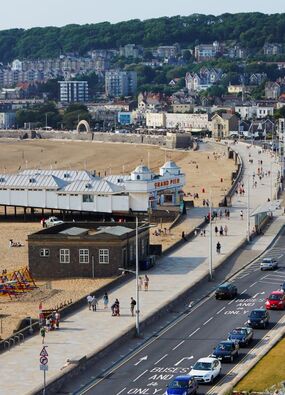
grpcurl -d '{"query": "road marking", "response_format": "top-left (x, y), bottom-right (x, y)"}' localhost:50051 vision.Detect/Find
top-left (216, 307), bottom-right (225, 315)
top-left (154, 354), bottom-right (168, 365)
top-left (203, 317), bottom-right (213, 326)
top-left (228, 298), bottom-right (236, 305)
top-left (240, 289), bottom-right (248, 294)
top-left (189, 328), bottom-right (200, 337)
top-left (277, 254), bottom-right (283, 259)
top-left (174, 356), bottom-right (194, 366)
top-left (249, 282), bottom-right (257, 288)
top-left (172, 341), bottom-right (185, 351)
top-left (133, 369), bottom-right (148, 382)
top-left (134, 356), bottom-right (148, 366)
top-left (116, 388), bottom-right (126, 395)
top-left (239, 273), bottom-right (250, 278)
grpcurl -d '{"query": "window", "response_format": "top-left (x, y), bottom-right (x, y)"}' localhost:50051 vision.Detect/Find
top-left (99, 249), bottom-right (109, 264)
top-left (60, 249), bottom-right (70, 263)
top-left (40, 248), bottom-right (50, 257)
top-left (129, 244), bottom-right (134, 261)
top-left (79, 249), bottom-right (89, 264)
top-left (83, 194), bottom-right (94, 203)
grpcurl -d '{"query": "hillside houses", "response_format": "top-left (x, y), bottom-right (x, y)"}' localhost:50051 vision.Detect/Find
top-left (185, 67), bottom-right (223, 93)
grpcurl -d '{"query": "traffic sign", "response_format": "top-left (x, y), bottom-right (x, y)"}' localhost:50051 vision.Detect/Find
top-left (40, 365), bottom-right (48, 371)
top-left (40, 356), bottom-right (48, 365)
top-left (40, 346), bottom-right (48, 357)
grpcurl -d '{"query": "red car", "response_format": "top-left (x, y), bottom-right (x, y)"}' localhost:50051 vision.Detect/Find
top-left (265, 291), bottom-right (285, 310)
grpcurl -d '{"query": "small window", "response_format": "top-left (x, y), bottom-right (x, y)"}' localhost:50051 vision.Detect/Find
top-left (99, 249), bottom-right (109, 264)
top-left (60, 249), bottom-right (70, 263)
top-left (40, 248), bottom-right (50, 257)
top-left (83, 194), bottom-right (94, 203)
top-left (79, 249), bottom-right (89, 264)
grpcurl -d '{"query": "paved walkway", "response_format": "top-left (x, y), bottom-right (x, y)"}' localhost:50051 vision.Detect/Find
top-left (1, 141), bottom-right (284, 395)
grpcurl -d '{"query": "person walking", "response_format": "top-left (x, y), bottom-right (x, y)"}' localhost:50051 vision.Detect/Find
top-left (216, 241), bottom-right (221, 254)
top-left (103, 292), bottom-right (109, 309)
top-left (144, 274), bottom-right (149, 291)
top-left (91, 296), bottom-right (98, 311)
top-left (224, 224), bottom-right (228, 236)
top-left (219, 226), bottom-right (223, 236)
top-left (130, 297), bottom-right (136, 316)
top-left (55, 311), bottom-right (60, 329)
top-left (112, 298), bottom-right (120, 316)
top-left (138, 276), bottom-right (143, 291)
top-left (214, 225), bottom-right (218, 236)
top-left (87, 294), bottom-right (93, 310)
top-left (240, 210), bottom-right (244, 220)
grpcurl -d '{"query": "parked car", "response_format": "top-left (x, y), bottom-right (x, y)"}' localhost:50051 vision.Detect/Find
top-left (247, 308), bottom-right (270, 328)
top-left (228, 327), bottom-right (253, 346)
top-left (212, 341), bottom-right (239, 362)
top-left (45, 216), bottom-right (64, 227)
top-left (165, 375), bottom-right (198, 395)
top-left (215, 283), bottom-right (238, 300)
top-left (265, 291), bottom-right (285, 310)
top-left (189, 357), bottom-right (221, 384)
top-left (260, 257), bottom-right (278, 271)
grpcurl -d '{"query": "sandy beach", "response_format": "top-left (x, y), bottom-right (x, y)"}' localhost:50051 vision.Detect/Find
top-left (0, 139), bottom-right (236, 339)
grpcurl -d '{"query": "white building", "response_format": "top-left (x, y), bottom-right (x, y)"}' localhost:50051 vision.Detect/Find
top-left (0, 112), bottom-right (16, 128)
top-left (146, 112), bottom-right (209, 130)
top-left (0, 162), bottom-right (185, 214)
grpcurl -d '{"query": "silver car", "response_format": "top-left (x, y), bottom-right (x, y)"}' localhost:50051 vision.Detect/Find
top-left (260, 258), bottom-right (278, 271)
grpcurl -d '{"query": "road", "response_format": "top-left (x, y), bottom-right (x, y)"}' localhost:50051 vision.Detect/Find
top-left (59, 228), bottom-right (285, 395)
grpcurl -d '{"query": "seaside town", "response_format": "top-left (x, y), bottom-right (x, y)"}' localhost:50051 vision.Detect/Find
top-left (1, 4), bottom-right (285, 395)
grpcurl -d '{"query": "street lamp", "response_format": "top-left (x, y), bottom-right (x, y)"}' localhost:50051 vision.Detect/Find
top-left (208, 191), bottom-right (213, 281)
top-left (118, 217), bottom-right (140, 337)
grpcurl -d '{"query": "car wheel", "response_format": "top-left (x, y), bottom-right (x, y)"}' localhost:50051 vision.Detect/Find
top-left (210, 375), bottom-right (214, 384)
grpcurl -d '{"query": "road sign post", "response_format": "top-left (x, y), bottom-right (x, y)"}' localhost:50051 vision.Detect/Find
top-left (40, 346), bottom-right (48, 395)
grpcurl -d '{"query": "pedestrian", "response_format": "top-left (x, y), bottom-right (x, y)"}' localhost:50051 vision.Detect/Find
top-left (181, 231), bottom-right (187, 241)
top-left (219, 209), bottom-right (222, 220)
top-left (40, 326), bottom-right (46, 344)
top-left (216, 242), bottom-right (221, 254)
top-left (144, 274), bottom-right (149, 291)
top-left (219, 226), bottom-right (223, 236)
top-left (240, 210), bottom-right (244, 220)
top-left (112, 298), bottom-right (120, 316)
top-left (130, 297), bottom-right (136, 316)
top-left (91, 296), bottom-right (98, 311)
top-left (203, 229), bottom-right (206, 237)
top-left (87, 294), bottom-right (93, 310)
top-left (55, 311), bottom-right (60, 329)
top-left (138, 276), bottom-right (143, 291)
top-left (215, 225), bottom-right (218, 236)
top-left (103, 292), bottom-right (109, 309)
top-left (224, 224), bottom-right (228, 236)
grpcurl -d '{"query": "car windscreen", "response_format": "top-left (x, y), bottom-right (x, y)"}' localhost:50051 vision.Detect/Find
top-left (268, 294), bottom-right (281, 300)
top-left (169, 380), bottom-right (188, 388)
top-left (193, 362), bottom-right (212, 370)
top-left (231, 329), bottom-right (245, 335)
top-left (217, 343), bottom-right (232, 351)
top-left (250, 310), bottom-right (264, 317)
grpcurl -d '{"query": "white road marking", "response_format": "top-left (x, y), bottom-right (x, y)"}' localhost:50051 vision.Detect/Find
top-left (172, 341), bottom-right (185, 351)
top-left (277, 254), bottom-right (283, 259)
top-left (258, 280), bottom-right (285, 286)
top-left (228, 298), bottom-right (236, 305)
top-left (133, 370), bottom-right (148, 382)
top-left (249, 282), bottom-right (257, 288)
top-left (174, 356), bottom-right (194, 366)
top-left (189, 328), bottom-right (200, 337)
top-left (116, 388), bottom-right (126, 395)
top-left (154, 354), bottom-right (168, 365)
top-left (240, 289), bottom-right (248, 294)
top-left (203, 317), bottom-right (213, 326)
top-left (239, 273), bottom-right (250, 279)
top-left (216, 307), bottom-right (225, 315)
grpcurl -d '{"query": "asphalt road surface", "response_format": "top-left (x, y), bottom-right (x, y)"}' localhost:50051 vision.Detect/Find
top-left (61, 229), bottom-right (285, 395)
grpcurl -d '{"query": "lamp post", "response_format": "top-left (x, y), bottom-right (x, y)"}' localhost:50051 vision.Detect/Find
top-left (247, 175), bottom-right (251, 242)
top-left (119, 217), bottom-right (140, 337)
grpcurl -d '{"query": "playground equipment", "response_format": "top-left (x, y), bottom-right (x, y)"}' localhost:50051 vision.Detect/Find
top-left (0, 267), bottom-right (37, 299)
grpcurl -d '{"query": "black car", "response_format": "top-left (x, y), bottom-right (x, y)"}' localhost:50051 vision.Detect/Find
top-left (228, 327), bottom-right (253, 346)
top-left (215, 283), bottom-right (238, 300)
top-left (212, 340), bottom-right (239, 362)
top-left (281, 282), bottom-right (285, 292)
top-left (247, 308), bottom-right (270, 329)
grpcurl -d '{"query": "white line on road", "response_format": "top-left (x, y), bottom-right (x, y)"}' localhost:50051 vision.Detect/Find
top-left (133, 370), bottom-right (148, 382)
top-left (154, 354), bottom-right (168, 365)
top-left (116, 388), bottom-right (126, 395)
top-left (203, 317), bottom-right (213, 326)
top-left (172, 341), bottom-right (185, 351)
top-left (189, 328), bottom-right (200, 337)
top-left (216, 307), bottom-right (225, 315)
top-left (278, 254), bottom-right (283, 259)
top-left (240, 289), bottom-right (248, 294)
top-left (228, 298), bottom-right (236, 305)
top-left (249, 282), bottom-right (257, 288)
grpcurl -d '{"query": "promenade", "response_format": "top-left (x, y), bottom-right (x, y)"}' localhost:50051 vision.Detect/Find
top-left (1, 141), bottom-right (284, 395)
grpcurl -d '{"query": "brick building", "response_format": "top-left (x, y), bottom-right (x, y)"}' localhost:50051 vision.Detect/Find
top-left (28, 222), bottom-right (150, 279)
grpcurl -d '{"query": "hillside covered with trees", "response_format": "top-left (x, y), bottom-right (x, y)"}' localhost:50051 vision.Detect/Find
top-left (1, 13), bottom-right (285, 62)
